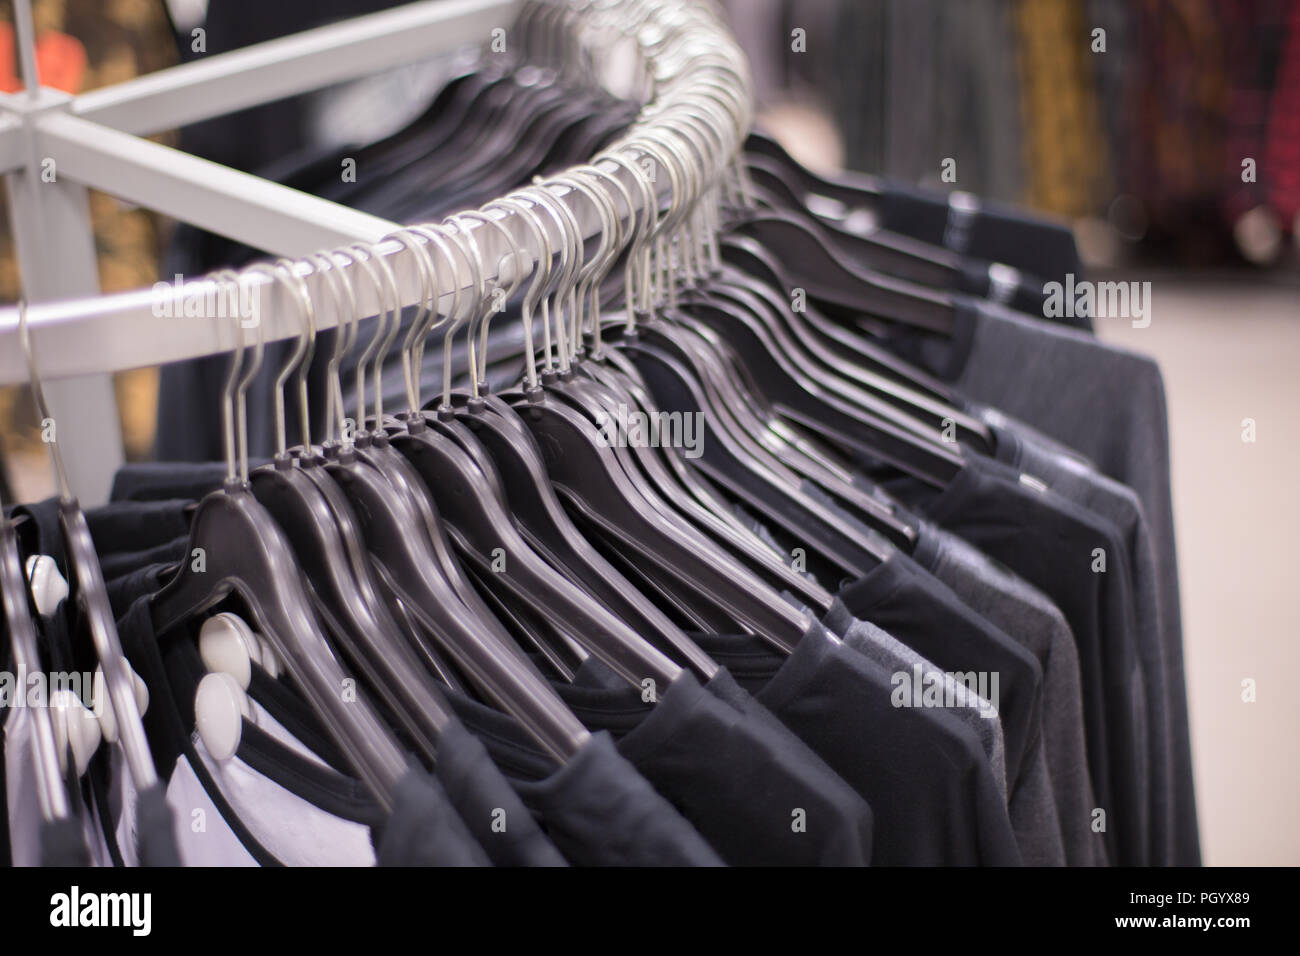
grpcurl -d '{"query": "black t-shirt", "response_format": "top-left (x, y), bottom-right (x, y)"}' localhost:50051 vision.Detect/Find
top-left (134, 784), bottom-right (181, 867)
top-left (6, 496), bottom-right (193, 574)
top-left (879, 454), bottom-right (1147, 865)
top-left (692, 626), bottom-right (1022, 865)
top-left (835, 552), bottom-right (1042, 792)
top-left (99, 537), bottom-right (188, 583)
top-left (542, 665), bottom-right (875, 866)
top-left (371, 768), bottom-right (492, 867)
top-left (440, 689), bottom-right (725, 866)
top-left (39, 817), bottom-right (92, 867)
top-left (831, 551), bottom-right (1063, 865)
top-left (431, 719), bottom-right (569, 867)
top-left (110, 463), bottom-right (243, 503)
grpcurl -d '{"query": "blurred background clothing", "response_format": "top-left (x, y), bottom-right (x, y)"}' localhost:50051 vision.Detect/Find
top-left (721, 0), bottom-right (1300, 269)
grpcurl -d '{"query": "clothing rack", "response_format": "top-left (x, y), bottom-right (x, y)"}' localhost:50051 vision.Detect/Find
top-left (0, 0), bottom-right (744, 504)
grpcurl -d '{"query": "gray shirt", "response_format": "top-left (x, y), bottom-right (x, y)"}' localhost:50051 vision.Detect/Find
top-left (955, 305), bottom-right (1194, 865)
top-left (993, 421), bottom-right (1174, 865)
top-left (887, 299), bottom-right (1197, 865)
top-left (916, 522), bottom-right (1107, 866)
top-left (820, 603), bottom-right (1009, 803)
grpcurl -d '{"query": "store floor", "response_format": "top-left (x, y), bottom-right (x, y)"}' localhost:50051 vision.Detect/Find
top-left (1097, 278), bottom-right (1300, 866)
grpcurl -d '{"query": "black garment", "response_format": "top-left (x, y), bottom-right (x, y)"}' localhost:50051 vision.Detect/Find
top-left (442, 690), bottom-right (724, 866)
top-left (371, 768), bottom-right (492, 867)
top-left (829, 551), bottom-right (1061, 865)
top-left (6, 496), bottom-right (193, 575)
top-left (912, 300), bottom-right (1196, 865)
top-left (110, 463), bottom-right (241, 503)
top-left (692, 626), bottom-right (1022, 866)
top-left (134, 784), bottom-right (181, 867)
top-left (38, 817), bottom-right (92, 867)
top-left (875, 454), bottom-right (1147, 865)
top-left (544, 665), bottom-right (875, 866)
top-left (432, 720), bottom-right (568, 867)
top-left (835, 552), bottom-right (1042, 793)
top-left (106, 564), bottom-right (172, 623)
top-left (510, 732), bottom-right (726, 867)
top-left (240, 672), bottom-right (568, 867)
top-left (99, 537), bottom-right (188, 583)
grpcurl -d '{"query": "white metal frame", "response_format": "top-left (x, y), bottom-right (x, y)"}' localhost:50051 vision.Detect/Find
top-left (0, 0), bottom-right (744, 503)
top-left (0, 0), bottom-right (524, 502)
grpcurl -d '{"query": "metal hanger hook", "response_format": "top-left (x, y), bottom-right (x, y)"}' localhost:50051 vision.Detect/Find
top-left (437, 215), bottom-right (487, 409)
top-left (523, 182), bottom-right (584, 374)
top-left (16, 300), bottom-right (73, 500)
top-left (380, 227), bottom-right (438, 414)
top-left (308, 250), bottom-right (359, 446)
top-left (549, 169), bottom-right (616, 362)
top-left (486, 194), bottom-right (553, 391)
top-left (448, 210), bottom-right (529, 394)
top-left (597, 148), bottom-right (658, 329)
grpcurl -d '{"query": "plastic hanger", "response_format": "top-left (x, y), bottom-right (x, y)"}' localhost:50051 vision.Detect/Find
top-left (319, 238), bottom-right (591, 765)
top-left (496, 176), bottom-right (810, 649)
top-left (600, 130), bottom-right (892, 571)
top-left (729, 208), bottom-right (956, 335)
top-left (390, 215), bottom-right (688, 689)
top-left (147, 276), bottom-right (408, 811)
top-left (1, 490), bottom-right (70, 824)
top-left (511, 170), bottom-right (790, 623)
top-left (713, 236), bottom-right (983, 421)
top-left (743, 156), bottom-right (962, 288)
top-left (744, 129), bottom-right (884, 212)
top-left (242, 260), bottom-right (450, 762)
top-left (551, 162), bottom-right (836, 611)
top-left (433, 199), bottom-right (720, 675)
top-left (17, 301), bottom-right (160, 800)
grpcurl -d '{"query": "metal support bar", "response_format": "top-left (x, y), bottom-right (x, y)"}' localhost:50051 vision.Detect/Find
top-left (0, 115), bottom-right (27, 174)
top-left (71, 0), bottom-right (522, 137)
top-left (0, 0), bottom-right (746, 509)
top-left (12, 0), bottom-right (40, 96)
top-left (3, 99), bottom-right (123, 505)
top-left (38, 112), bottom-right (399, 256)
top-left (0, 154), bottom-right (665, 386)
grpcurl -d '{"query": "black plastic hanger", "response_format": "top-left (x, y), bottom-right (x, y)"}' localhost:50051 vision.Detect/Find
top-left (497, 184), bottom-right (814, 646)
top-left (313, 242), bottom-right (591, 766)
top-left (744, 156), bottom-right (962, 288)
top-left (146, 294), bottom-right (408, 810)
top-left (241, 262), bottom-right (450, 761)
top-left (744, 129), bottom-right (884, 212)
top-left (385, 217), bottom-right (689, 691)
top-left (2, 504), bottom-right (75, 828)
top-left (729, 210), bottom-right (957, 335)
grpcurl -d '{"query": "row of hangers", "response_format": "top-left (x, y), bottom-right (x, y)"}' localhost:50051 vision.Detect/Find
top-left (1, 0), bottom-right (1010, 824)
